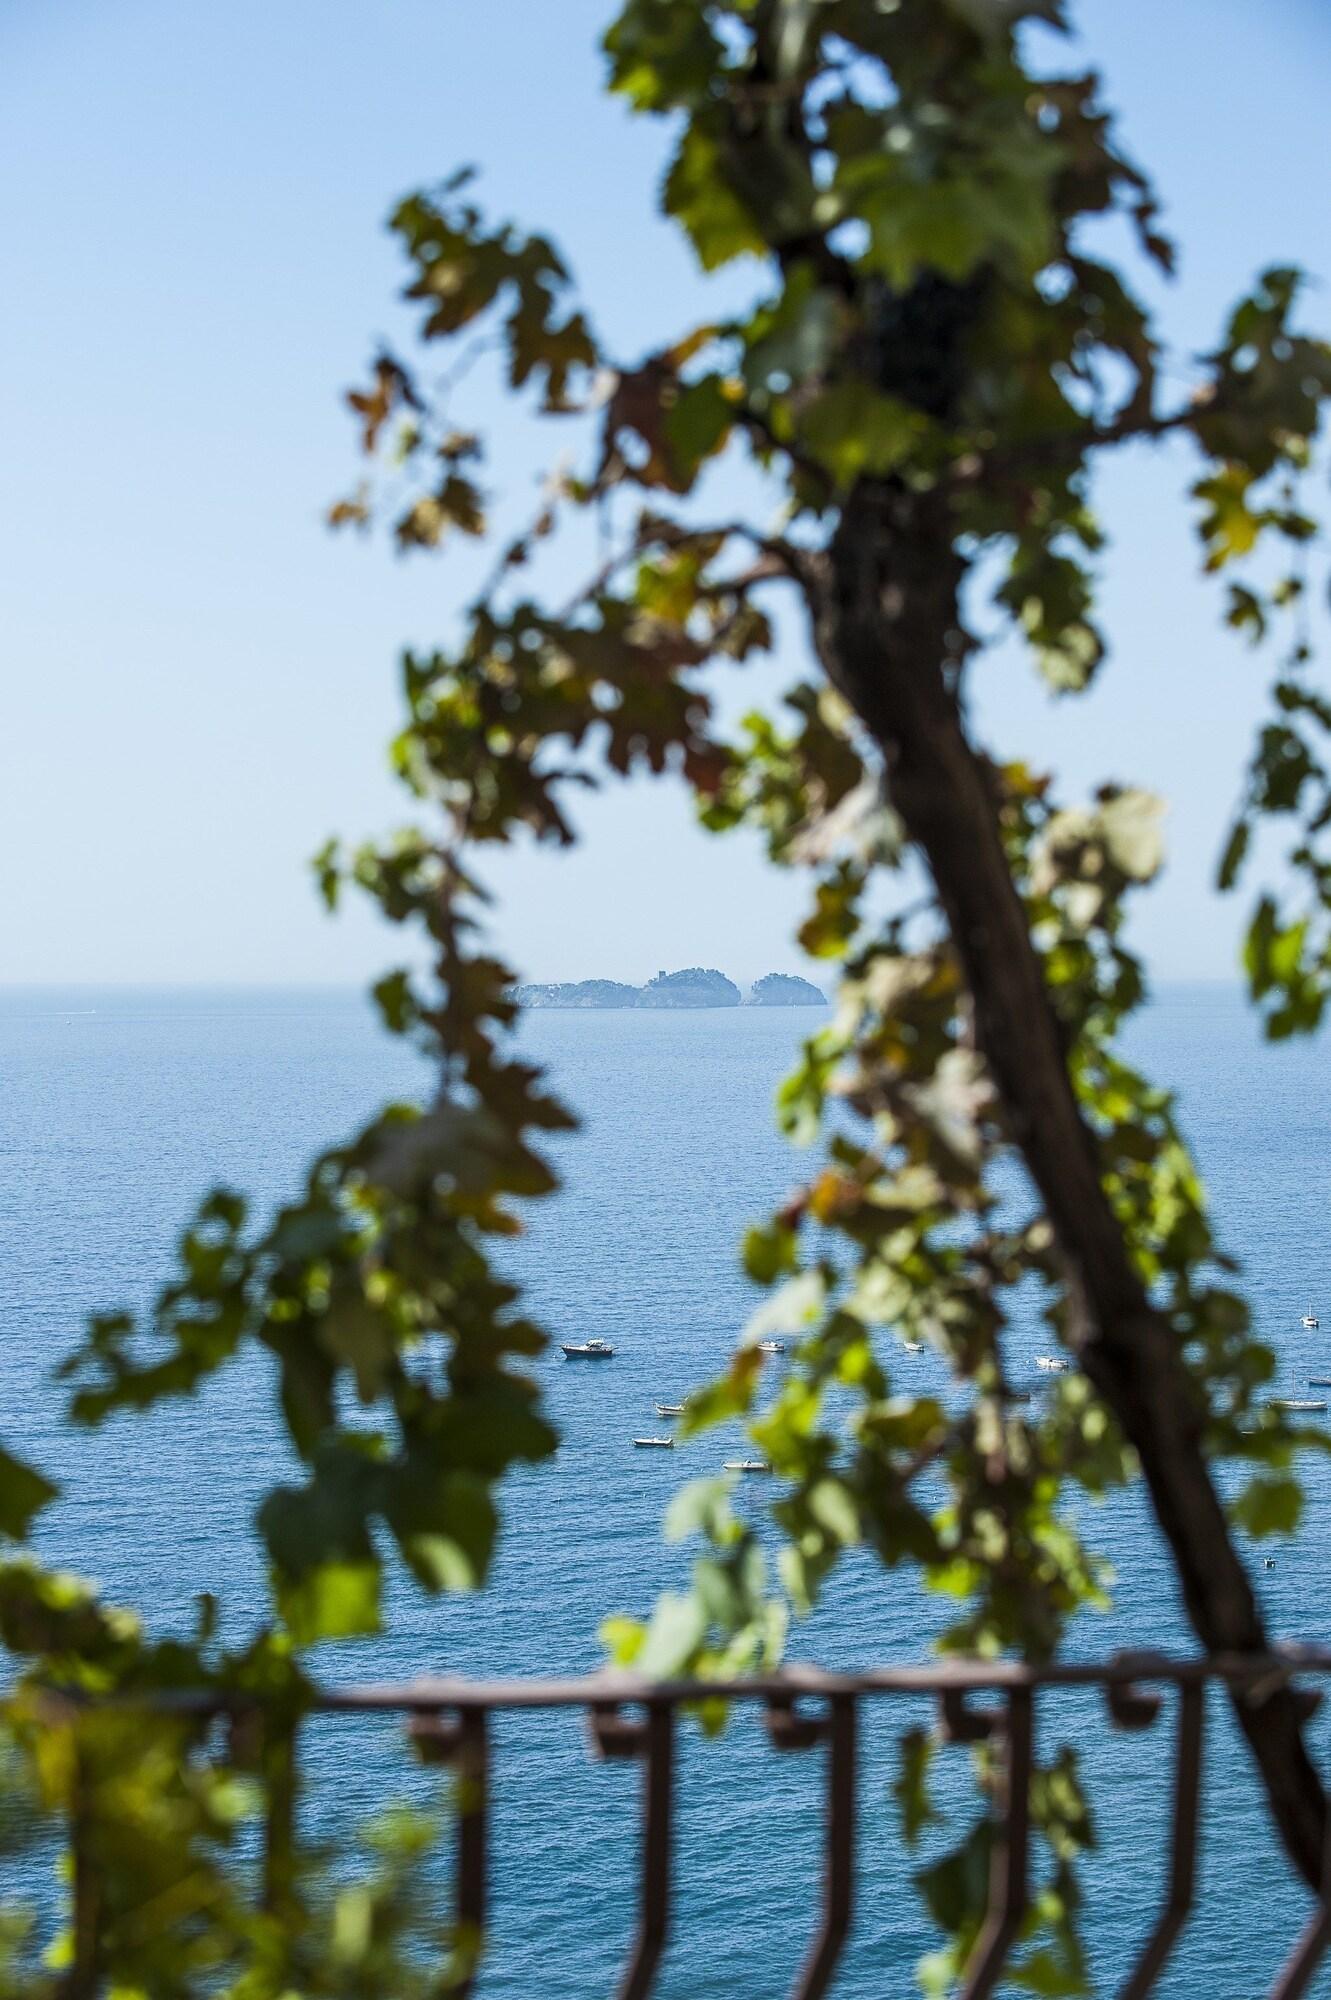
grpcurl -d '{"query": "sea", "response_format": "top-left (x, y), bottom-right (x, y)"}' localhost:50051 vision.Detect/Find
top-left (2, 983), bottom-right (1330, 1996)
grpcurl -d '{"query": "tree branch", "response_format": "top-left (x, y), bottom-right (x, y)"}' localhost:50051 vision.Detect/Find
top-left (963, 401), bottom-right (1210, 490)
top-left (805, 476), bottom-right (1327, 1886)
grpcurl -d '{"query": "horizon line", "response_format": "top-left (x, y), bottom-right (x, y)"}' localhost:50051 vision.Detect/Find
top-left (0, 974), bottom-right (1250, 993)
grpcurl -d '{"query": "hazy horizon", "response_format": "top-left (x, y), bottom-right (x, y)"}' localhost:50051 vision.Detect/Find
top-left (0, 973), bottom-right (1249, 995)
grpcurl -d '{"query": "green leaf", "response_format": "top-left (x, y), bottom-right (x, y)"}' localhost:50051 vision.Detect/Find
top-left (663, 124), bottom-right (766, 270)
top-left (1217, 817), bottom-right (1250, 891)
top-left (745, 1268), bottom-right (826, 1341)
top-left (664, 1476), bottom-right (735, 1546)
top-left (1225, 583), bottom-right (1267, 645)
top-left (1193, 466), bottom-right (1261, 570)
top-left (677, 1351), bottom-right (760, 1436)
top-left (384, 1466), bottom-right (499, 1592)
top-left (599, 1613), bottom-right (646, 1665)
top-left (664, 375), bottom-right (735, 476)
top-left (800, 384), bottom-right (926, 486)
top-left (742, 1220), bottom-right (799, 1285)
top-left (806, 1477), bottom-right (860, 1547)
top-left (893, 1726), bottom-right (939, 1846)
top-left (0, 1449), bottom-right (57, 1541)
top-left (311, 838), bottom-right (342, 911)
top-left (635, 1590), bottom-right (707, 1678)
top-left (371, 968), bottom-right (418, 1035)
top-left (1231, 1471), bottom-right (1303, 1539)
top-left (272, 1556), bottom-right (381, 1647)
top-left (915, 1815), bottom-right (992, 1934)
top-left (258, 1440), bottom-right (386, 1644)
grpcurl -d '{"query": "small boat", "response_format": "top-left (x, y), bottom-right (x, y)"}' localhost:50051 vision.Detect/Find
top-left (1310, 1377), bottom-right (1331, 1387)
top-left (1265, 1557), bottom-right (1276, 1570)
top-left (1005, 1389), bottom-right (1034, 1403)
top-left (1304, 1307), bottom-right (1320, 1329)
top-left (633, 1436), bottom-right (675, 1449)
top-left (1271, 1398), bottom-right (1328, 1413)
top-left (560, 1339), bottom-right (615, 1359)
top-left (903, 1341), bottom-right (923, 1355)
top-left (756, 1339), bottom-right (786, 1356)
top-left (654, 1402), bottom-right (686, 1418)
top-left (725, 1459), bottom-right (774, 1474)
top-left (1035, 1355), bottom-right (1069, 1373)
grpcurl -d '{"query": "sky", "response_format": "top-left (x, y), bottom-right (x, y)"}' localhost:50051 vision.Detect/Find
top-left (2, 0), bottom-right (1330, 989)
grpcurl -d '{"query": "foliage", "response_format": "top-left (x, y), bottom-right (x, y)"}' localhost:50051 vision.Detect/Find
top-left (5, 0), bottom-right (1331, 1990)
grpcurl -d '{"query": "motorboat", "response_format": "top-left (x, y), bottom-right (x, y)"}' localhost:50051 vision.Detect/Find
top-left (903, 1341), bottom-right (922, 1355)
top-left (756, 1339), bottom-right (786, 1355)
top-left (1035, 1355), bottom-right (1069, 1373)
top-left (1311, 1377), bottom-right (1331, 1387)
top-left (725, 1459), bottom-right (774, 1474)
top-left (560, 1339), bottom-right (615, 1359)
top-left (654, 1402), bottom-right (686, 1418)
top-left (1272, 1397), bottom-right (1328, 1413)
top-left (633, 1436), bottom-right (675, 1449)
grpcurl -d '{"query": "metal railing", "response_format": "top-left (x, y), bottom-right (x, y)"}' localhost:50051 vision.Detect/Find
top-left (58, 1648), bottom-right (1331, 2000)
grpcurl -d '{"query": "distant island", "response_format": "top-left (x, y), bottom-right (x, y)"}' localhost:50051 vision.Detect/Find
top-left (748, 973), bottom-right (827, 1007)
top-left (513, 967), bottom-right (826, 1009)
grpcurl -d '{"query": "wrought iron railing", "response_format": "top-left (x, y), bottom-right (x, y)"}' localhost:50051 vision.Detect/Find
top-left (57, 1649), bottom-right (1331, 2000)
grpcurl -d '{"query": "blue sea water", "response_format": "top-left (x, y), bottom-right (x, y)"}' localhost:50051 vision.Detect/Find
top-left (2, 983), bottom-right (1331, 1995)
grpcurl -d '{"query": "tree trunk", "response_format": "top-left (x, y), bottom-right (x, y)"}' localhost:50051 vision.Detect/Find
top-left (808, 478), bottom-right (1326, 1886)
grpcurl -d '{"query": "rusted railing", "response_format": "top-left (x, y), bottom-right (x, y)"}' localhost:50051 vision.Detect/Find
top-left (64, 1648), bottom-right (1331, 1998)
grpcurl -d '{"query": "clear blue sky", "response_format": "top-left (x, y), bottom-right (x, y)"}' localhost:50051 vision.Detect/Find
top-left (3, 0), bottom-right (1329, 988)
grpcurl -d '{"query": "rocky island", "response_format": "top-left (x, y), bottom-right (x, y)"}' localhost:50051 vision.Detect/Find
top-left (640, 967), bottom-right (740, 1008)
top-left (513, 967), bottom-right (825, 1008)
top-left (747, 972), bottom-right (826, 1006)
top-left (512, 979), bottom-right (642, 1009)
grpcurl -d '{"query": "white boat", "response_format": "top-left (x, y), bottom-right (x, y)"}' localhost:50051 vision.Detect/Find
top-left (725, 1459), bottom-right (774, 1474)
top-left (903, 1341), bottom-right (922, 1354)
top-left (654, 1402), bottom-right (686, 1417)
top-left (756, 1339), bottom-right (786, 1356)
top-left (1303, 1306), bottom-right (1320, 1329)
top-left (1272, 1398), bottom-right (1328, 1413)
top-left (634, 1436), bottom-right (675, 1449)
top-left (560, 1339), bottom-right (615, 1359)
top-left (1035, 1355), bottom-right (1069, 1373)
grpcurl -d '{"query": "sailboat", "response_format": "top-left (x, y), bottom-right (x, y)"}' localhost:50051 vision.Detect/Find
top-left (1302, 1305), bottom-right (1320, 1330)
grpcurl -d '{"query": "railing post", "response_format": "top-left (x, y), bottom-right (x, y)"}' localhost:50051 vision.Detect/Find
top-left (590, 1700), bottom-right (675, 2000)
top-left (261, 1712), bottom-right (300, 1925)
top-left (1117, 1679), bottom-right (1204, 1999)
top-left (788, 1694), bottom-right (857, 2000)
top-left (410, 1705), bottom-right (490, 1997)
top-left (958, 1684), bottom-right (1033, 2000)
